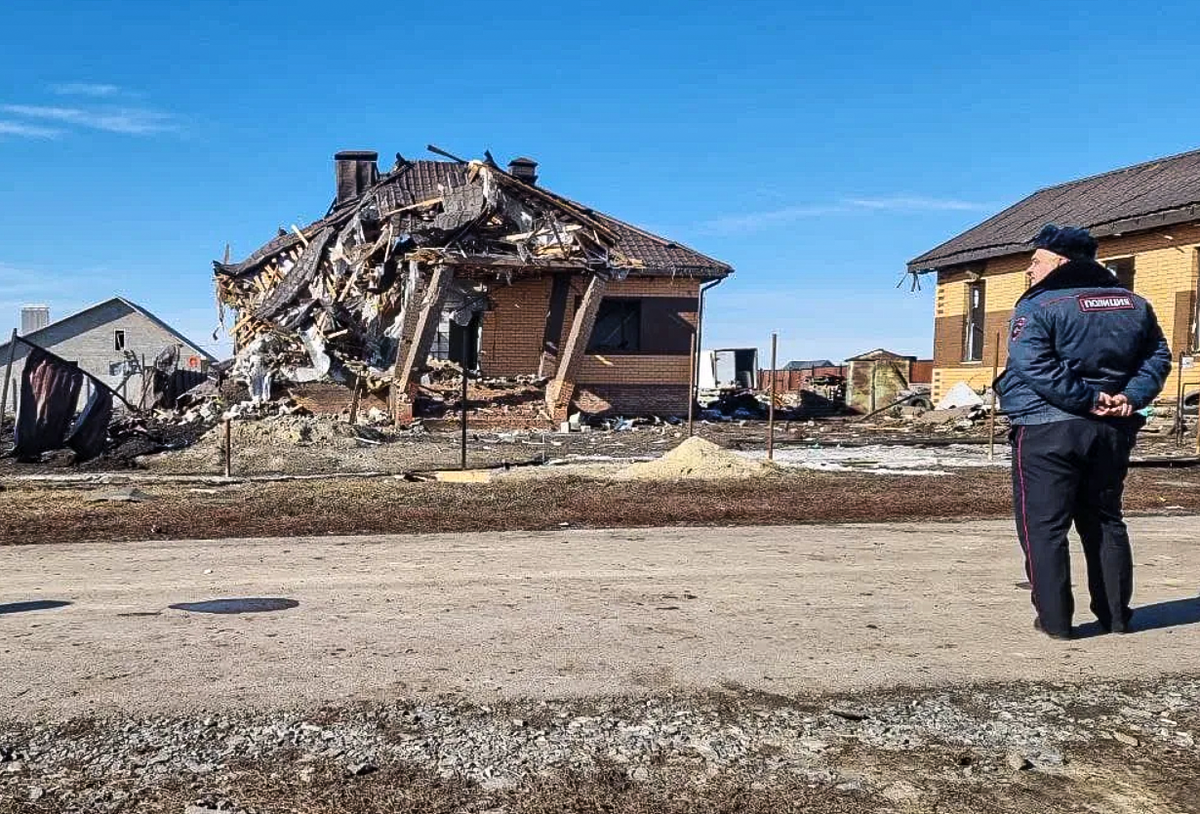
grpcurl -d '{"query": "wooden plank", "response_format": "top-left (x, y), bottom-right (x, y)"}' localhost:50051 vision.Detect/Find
top-left (547, 272), bottom-right (607, 421)
top-left (380, 197), bottom-right (443, 218)
top-left (392, 264), bottom-right (454, 424)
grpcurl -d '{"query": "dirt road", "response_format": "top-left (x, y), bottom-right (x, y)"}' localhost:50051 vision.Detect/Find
top-left (3, 517), bottom-right (1199, 722)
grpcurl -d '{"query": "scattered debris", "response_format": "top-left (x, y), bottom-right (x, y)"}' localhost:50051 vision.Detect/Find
top-left (1006, 752), bottom-right (1034, 771)
top-left (213, 152), bottom-right (635, 418)
top-left (936, 381), bottom-right (986, 410)
top-left (831, 706), bottom-right (869, 722)
top-left (84, 487), bottom-right (152, 503)
top-left (1112, 731), bottom-right (1141, 747)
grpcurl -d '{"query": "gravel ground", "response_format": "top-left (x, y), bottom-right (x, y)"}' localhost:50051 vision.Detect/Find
top-left (2, 678), bottom-right (1199, 813)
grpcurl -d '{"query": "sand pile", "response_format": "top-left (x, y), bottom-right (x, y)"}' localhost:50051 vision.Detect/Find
top-left (619, 436), bottom-right (774, 480)
top-left (140, 415), bottom-right (395, 474)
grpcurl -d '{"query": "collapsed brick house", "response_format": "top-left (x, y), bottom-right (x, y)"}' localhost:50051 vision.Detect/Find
top-left (215, 150), bottom-right (732, 424)
top-left (909, 146), bottom-right (1200, 405)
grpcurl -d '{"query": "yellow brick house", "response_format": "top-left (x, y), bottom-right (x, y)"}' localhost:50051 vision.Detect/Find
top-left (909, 147), bottom-right (1200, 407)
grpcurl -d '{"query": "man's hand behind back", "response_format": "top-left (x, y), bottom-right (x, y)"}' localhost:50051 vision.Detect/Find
top-left (1091, 392), bottom-right (1134, 418)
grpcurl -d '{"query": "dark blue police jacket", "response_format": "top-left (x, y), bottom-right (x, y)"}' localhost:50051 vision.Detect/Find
top-left (995, 259), bottom-right (1172, 425)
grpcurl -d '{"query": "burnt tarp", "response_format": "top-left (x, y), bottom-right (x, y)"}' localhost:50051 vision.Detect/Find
top-left (14, 346), bottom-right (84, 459)
top-left (66, 386), bottom-right (113, 462)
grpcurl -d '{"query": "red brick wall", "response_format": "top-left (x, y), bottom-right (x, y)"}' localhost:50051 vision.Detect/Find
top-left (476, 274), bottom-right (706, 415)
top-left (479, 274), bottom-right (702, 389)
top-left (479, 277), bottom-right (552, 376)
top-left (574, 384), bottom-right (690, 416)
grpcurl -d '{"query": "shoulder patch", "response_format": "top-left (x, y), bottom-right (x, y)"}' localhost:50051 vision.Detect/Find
top-left (1011, 316), bottom-right (1028, 340)
top-left (1078, 294), bottom-right (1135, 312)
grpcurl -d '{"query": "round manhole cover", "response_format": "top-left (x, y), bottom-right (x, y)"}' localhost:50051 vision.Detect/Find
top-left (169, 598), bottom-right (299, 614)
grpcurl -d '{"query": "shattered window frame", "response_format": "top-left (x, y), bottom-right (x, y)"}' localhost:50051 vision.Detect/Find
top-left (588, 298), bottom-right (642, 354)
top-left (114, 329), bottom-right (126, 352)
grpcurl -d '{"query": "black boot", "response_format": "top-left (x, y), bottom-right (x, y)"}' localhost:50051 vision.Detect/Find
top-left (1034, 617), bottom-right (1072, 640)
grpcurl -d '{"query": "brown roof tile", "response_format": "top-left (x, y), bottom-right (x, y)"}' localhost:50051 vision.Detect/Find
top-left (909, 147), bottom-right (1200, 271)
top-left (322, 160), bottom-right (731, 278)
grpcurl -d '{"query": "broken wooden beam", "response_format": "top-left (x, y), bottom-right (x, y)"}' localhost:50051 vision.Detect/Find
top-left (391, 263), bottom-right (454, 424)
top-left (546, 272), bottom-right (607, 422)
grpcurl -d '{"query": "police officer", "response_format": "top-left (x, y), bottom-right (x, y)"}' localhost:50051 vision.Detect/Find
top-left (996, 224), bottom-right (1172, 639)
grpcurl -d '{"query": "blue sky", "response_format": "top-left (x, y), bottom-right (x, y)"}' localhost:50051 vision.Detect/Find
top-left (3, 0), bottom-right (1200, 365)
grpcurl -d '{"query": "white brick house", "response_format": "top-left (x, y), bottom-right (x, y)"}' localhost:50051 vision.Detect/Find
top-left (0, 297), bottom-right (216, 411)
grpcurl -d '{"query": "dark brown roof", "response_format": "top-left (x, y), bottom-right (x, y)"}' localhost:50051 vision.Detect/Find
top-left (227, 160), bottom-right (732, 279)
top-left (400, 161), bottom-right (731, 276)
top-left (909, 147), bottom-right (1200, 272)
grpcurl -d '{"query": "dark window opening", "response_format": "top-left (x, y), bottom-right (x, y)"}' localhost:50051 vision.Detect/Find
top-left (449, 312), bottom-right (481, 371)
top-left (114, 330), bottom-right (125, 351)
top-left (1106, 257), bottom-right (1136, 290)
top-left (588, 299), bottom-right (641, 353)
top-left (431, 311), bottom-right (481, 370)
top-left (964, 281), bottom-right (985, 362)
top-left (575, 295), bottom-right (697, 355)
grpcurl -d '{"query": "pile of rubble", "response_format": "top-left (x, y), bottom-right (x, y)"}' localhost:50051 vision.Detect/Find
top-left (699, 388), bottom-right (849, 423)
top-left (213, 152), bottom-right (638, 414)
top-left (416, 360), bottom-right (553, 423)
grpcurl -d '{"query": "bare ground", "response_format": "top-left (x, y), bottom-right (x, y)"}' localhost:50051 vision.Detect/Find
top-left (3, 516), bottom-right (1200, 811)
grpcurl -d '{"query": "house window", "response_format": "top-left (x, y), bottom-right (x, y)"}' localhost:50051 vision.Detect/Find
top-left (114, 330), bottom-right (125, 351)
top-left (1106, 257), bottom-right (1136, 290)
top-left (963, 281), bottom-right (985, 362)
top-left (588, 299), bottom-right (642, 353)
top-left (575, 295), bottom-right (696, 355)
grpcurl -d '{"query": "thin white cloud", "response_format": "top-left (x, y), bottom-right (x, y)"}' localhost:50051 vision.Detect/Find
top-left (0, 120), bottom-right (61, 138)
top-left (0, 104), bottom-right (176, 135)
top-left (845, 196), bottom-right (992, 212)
top-left (701, 204), bottom-right (850, 234)
top-left (700, 195), bottom-right (992, 234)
top-left (51, 83), bottom-right (122, 98)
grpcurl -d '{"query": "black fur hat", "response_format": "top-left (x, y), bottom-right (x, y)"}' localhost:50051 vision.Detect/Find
top-left (1032, 224), bottom-right (1098, 261)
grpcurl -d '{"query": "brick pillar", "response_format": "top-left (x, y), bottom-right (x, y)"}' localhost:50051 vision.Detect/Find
top-left (391, 263), bottom-right (454, 425)
top-left (547, 272), bottom-right (607, 423)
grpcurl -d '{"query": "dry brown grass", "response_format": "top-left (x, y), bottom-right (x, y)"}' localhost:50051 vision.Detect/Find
top-left (3, 468), bottom-right (1200, 545)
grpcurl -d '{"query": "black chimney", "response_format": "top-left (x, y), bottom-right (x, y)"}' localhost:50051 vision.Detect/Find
top-left (334, 150), bottom-right (379, 205)
top-left (508, 156), bottom-right (538, 185)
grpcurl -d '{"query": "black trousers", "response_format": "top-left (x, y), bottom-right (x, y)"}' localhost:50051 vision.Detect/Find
top-left (1010, 418), bottom-right (1139, 636)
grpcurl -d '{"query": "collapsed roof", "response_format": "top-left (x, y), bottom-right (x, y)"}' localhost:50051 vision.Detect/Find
top-left (213, 150), bottom-right (731, 413)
